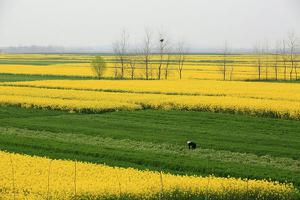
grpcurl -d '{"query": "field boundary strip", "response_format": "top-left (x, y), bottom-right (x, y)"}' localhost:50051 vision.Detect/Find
top-left (2, 83), bottom-right (300, 103)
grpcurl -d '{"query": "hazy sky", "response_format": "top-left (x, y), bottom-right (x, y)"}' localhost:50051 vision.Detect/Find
top-left (0, 0), bottom-right (299, 49)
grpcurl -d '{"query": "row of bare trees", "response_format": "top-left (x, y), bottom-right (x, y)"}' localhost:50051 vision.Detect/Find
top-left (220, 33), bottom-right (299, 81)
top-left (252, 33), bottom-right (299, 81)
top-left (110, 30), bottom-right (298, 81)
top-left (112, 30), bottom-right (187, 80)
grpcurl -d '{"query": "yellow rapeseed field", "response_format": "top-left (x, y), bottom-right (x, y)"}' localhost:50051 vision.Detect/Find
top-left (0, 151), bottom-right (298, 200)
top-left (1, 80), bottom-right (300, 118)
top-left (6, 79), bottom-right (300, 102)
top-left (0, 64), bottom-right (93, 77)
top-left (0, 54), bottom-right (297, 80)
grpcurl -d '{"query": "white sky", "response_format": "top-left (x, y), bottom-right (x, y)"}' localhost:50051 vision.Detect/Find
top-left (0, 0), bottom-right (299, 49)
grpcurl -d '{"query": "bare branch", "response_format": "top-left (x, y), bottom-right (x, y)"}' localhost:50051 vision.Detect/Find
top-left (253, 43), bottom-right (263, 80)
top-left (288, 32), bottom-right (298, 80)
top-left (176, 41), bottom-right (187, 80)
top-left (141, 29), bottom-right (153, 80)
top-left (157, 32), bottom-right (169, 80)
top-left (113, 30), bottom-right (129, 79)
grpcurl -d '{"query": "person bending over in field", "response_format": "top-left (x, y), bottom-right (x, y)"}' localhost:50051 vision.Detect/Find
top-left (187, 141), bottom-right (196, 149)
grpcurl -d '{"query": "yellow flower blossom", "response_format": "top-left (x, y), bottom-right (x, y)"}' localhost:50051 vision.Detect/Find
top-left (0, 151), bottom-right (297, 200)
top-left (1, 80), bottom-right (300, 118)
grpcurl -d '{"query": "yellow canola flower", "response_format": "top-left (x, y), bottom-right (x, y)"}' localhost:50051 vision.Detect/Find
top-left (0, 151), bottom-right (297, 200)
top-left (1, 79), bottom-right (300, 118)
top-left (0, 93), bottom-right (141, 113)
top-left (6, 79), bottom-right (300, 102)
top-left (0, 64), bottom-right (94, 77)
top-left (0, 54), bottom-right (297, 80)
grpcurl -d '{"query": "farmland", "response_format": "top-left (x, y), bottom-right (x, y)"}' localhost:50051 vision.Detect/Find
top-left (1, 151), bottom-right (297, 200)
top-left (1, 79), bottom-right (300, 119)
top-left (0, 54), bottom-right (300, 199)
top-left (0, 53), bottom-right (299, 81)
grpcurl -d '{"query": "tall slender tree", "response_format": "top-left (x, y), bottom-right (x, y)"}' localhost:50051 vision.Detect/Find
top-left (280, 40), bottom-right (288, 81)
top-left (274, 41), bottom-right (281, 81)
top-left (142, 29), bottom-right (152, 80)
top-left (263, 41), bottom-right (269, 80)
top-left (221, 41), bottom-right (229, 81)
top-left (176, 41), bottom-right (186, 80)
top-left (164, 50), bottom-right (172, 80)
top-left (157, 33), bottom-right (169, 80)
top-left (254, 43), bottom-right (263, 80)
top-left (288, 32), bottom-right (297, 80)
top-left (113, 30), bottom-right (129, 79)
top-left (128, 49), bottom-right (138, 80)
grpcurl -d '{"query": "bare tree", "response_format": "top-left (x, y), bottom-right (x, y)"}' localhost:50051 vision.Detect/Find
top-left (254, 43), bottom-right (263, 80)
top-left (113, 30), bottom-right (129, 79)
top-left (91, 56), bottom-right (107, 79)
top-left (288, 32), bottom-right (298, 80)
top-left (280, 40), bottom-right (288, 80)
top-left (263, 41), bottom-right (269, 80)
top-left (113, 62), bottom-right (119, 79)
top-left (176, 41), bottom-right (187, 79)
top-left (164, 51), bottom-right (172, 80)
top-left (141, 29), bottom-right (152, 80)
top-left (295, 57), bottom-right (299, 80)
top-left (157, 33), bottom-right (169, 80)
top-left (274, 42), bottom-right (281, 81)
top-left (128, 49), bottom-right (138, 80)
top-left (229, 63), bottom-right (234, 81)
top-left (221, 41), bottom-right (229, 81)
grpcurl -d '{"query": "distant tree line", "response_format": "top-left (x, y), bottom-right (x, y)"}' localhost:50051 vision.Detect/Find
top-left (251, 32), bottom-right (299, 81)
top-left (92, 30), bottom-right (299, 81)
top-left (91, 29), bottom-right (188, 80)
top-left (221, 32), bottom-right (299, 81)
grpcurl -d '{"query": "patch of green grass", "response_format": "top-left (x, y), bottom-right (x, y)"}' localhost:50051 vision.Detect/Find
top-left (0, 106), bottom-right (299, 188)
top-left (3, 127), bottom-right (299, 172)
top-left (0, 73), bottom-right (154, 82)
top-left (0, 73), bottom-right (96, 82)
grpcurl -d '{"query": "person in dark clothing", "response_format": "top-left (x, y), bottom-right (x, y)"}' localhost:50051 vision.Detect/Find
top-left (187, 141), bottom-right (197, 149)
